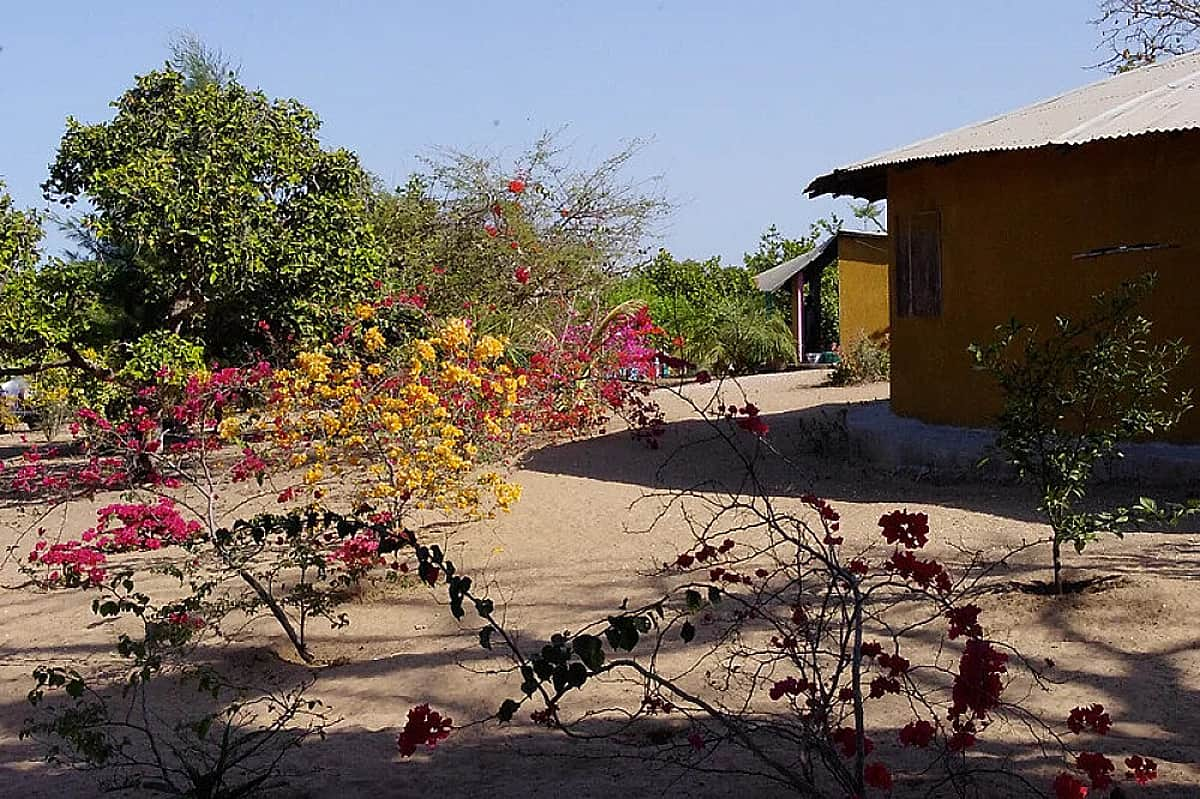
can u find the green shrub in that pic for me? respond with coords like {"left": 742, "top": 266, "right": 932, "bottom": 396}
{"left": 830, "top": 334, "right": 889, "bottom": 385}
{"left": 685, "top": 294, "right": 795, "bottom": 375}
{"left": 970, "top": 274, "right": 1194, "bottom": 593}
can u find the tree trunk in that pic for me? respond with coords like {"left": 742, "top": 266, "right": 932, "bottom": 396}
{"left": 1052, "top": 537, "right": 1063, "bottom": 596}
{"left": 238, "top": 570, "right": 313, "bottom": 663}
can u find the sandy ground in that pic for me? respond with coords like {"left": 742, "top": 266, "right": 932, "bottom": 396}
{"left": 1, "top": 371, "right": 1198, "bottom": 797}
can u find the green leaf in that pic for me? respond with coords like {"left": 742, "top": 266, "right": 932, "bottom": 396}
{"left": 497, "top": 699, "right": 520, "bottom": 723}
{"left": 573, "top": 634, "right": 605, "bottom": 671}
{"left": 193, "top": 716, "right": 213, "bottom": 740}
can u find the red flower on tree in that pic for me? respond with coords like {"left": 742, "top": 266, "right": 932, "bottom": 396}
{"left": 396, "top": 704, "right": 452, "bottom": 757}
{"left": 1053, "top": 772, "right": 1089, "bottom": 799}
{"left": 887, "top": 550, "right": 952, "bottom": 594}
{"left": 514, "top": 265, "right": 531, "bottom": 284}
{"left": 1125, "top": 755, "right": 1158, "bottom": 785}
{"left": 1075, "top": 752, "right": 1115, "bottom": 791}
{"left": 949, "top": 639, "right": 1008, "bottom": 723}
{"left": 507, "top": 177, "right": 526, "bottom": 194}
{"left": 1066, "top": 704, "right": 1112, "bottom": 736}
{"left": 864, "top": 762, "right": 893, "bottom": 791}
{"left": 898, "top": 720, "right": 936, "bottom": 748}
{"left": 831, "top": 726, "right": 873, "bottom": 758}
{"left": 878, "top": 509, "right": 929, "bottom": 549}
{"left": 946, "top": 604, "right": 983, "bottom": 640}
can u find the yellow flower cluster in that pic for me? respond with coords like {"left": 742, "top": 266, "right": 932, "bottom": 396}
{"left": 262, "top": 318, "right": 527, "bottom": 523}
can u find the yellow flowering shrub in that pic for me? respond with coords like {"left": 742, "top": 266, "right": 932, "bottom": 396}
{"left": 261, "top": 314, "right": 527, "bottom": 523}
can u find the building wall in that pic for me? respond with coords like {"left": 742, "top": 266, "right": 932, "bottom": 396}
{"left": 837, "top": 235, "right": 890, "bottom": 345}
{"left": 886, "top": 130, "right": 1200, "bottom": 441}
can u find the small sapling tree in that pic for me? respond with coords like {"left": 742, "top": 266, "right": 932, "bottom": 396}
{"left": 970, "top": 274, "right": 1194, "bottom": 594}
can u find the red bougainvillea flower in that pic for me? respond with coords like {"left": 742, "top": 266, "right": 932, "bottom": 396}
{"left": 508, "top": 240, "right": 519, "bottom": 250}
{"left": 860, "top": 641, "right": 883, "bottom": 659}
{"left": 396, "top": 704, "right": 452, "bottom": 757}
{"left": 946, "top": 604, "right": 984, "bottom": 640}
{"left": 864, "top": 762, "right": 893, "bottom": 791}
{"left": 695, "top": 370, "right": 711, "bottom": 384}
{"left": 1075, "top": 752, "right": 1115, "bottom": 791}
{"left": 898, "top": 719, "right": 936, "bottom": 748}
{"left": 166, "top": 611, "right": 206, "bottom": 629}
{"left": 1125, "top": 755, "right": 1158, "bottom": 785}
{"left": 1066, "top": 704, "right": 1112, "bottom": 736}
{"left": 507, "top": 177, "right": 526, "bottom": 194}
{"left": 877, "top": 652, "right": 910, "bottom": 677}
{"left": 878, "top": 509, "right": 929, "bottom": 549}
{"left": 831, "top": 726, "right": 873, "bottom": 758}
{"left": 768, "top": 676, "right": 809, "bottom": 701}
{"left": 483, "top": 222, "right": 499, "bottom": 237}
{"left": 869, "top": 676, "right": 901, "bottom": 698}
{"left": 733, "top": 403, "right": 770, "bottom": 437}
{"left": 514, "top": 265, "right": 531, "bottom": 284}
{"left": 887, "top": 550, "right": 952, "bottom": 594}
{"left": 950, "top": 638, "right": 1008, "bottom": 723}
{"left": 1053, "top": 772, "right": 1089, "bottom": 799}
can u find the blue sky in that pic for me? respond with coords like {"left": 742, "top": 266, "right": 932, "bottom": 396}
{"left": 3, "top": 1, "right": 1103, "bottom": 265}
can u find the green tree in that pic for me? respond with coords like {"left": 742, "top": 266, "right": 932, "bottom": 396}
{"left": 0, "top": 182, "right": 41, "bottom": 276}
{"left": 850, "top": 200, "right": 885, "bottom": 232}
{"left": 971, "top": 275, "right": 1193, "bottom": 593}
{"left": 0, "top": 183, "right": 116, "bottom": 378}
{"left": 742, "top": 224, "right": 816, "bottom": 275}
{"left": 743, "top": 220, "right": 841, "bottom": 351}
{"left": 370, "top": 132, "right": 670, "bottom": 345}
{"left": 629, "top": 249, "right": 753, "bottom": 344}
{"left": 42, "top": 67, "right": 383, "bottom": 359}
{"left": 168, "top": 31, "right": 240, "bottom": 89}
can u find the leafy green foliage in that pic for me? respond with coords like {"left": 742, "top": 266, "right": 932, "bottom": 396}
{"left": 745, "top": 221, "right": 842, "bottom": 351}
{"left": 0, "top": 182, "right": 41, "bottom": 276}
{"left": 831, "top": 334, "right": 890, "bottom": 385}
{"left": 370, "top": 133, "right": 669, "bottom": 346}
{"left": 117, "top": 331, "right": 206, "bottom": 385}
{"left": 742, "top": 224, "right": 817, "bottom": 276}
{"left": 849, "top": 201, "right": 885, "bottom": 233}
{"left": 24, "top": 666, "right": 329, "bottom": 799}
{"left": 817, "top": 263, "right": 840, "bottom": 349}
{"left": 608, "top": 247, "right": 798, "bottom": 373}
{"left": 619, "top": 250, "right": 754, "bottom": 340}
{"left": 42, "top": 68, "right": 383, "bottom": 359}
{"left": 970, "top": 274, "right": 1193, "bottom": 592}
{"left": 685, "top": 294, "right": 796, "bottom": 375}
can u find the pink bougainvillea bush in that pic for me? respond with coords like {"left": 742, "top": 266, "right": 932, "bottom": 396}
{"left": 7, "top": 275, "right": 668, "bottom": 792}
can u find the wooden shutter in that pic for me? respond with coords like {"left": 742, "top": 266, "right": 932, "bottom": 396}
{"left": 896, "top": 210, "right": 942, "bottom": 318}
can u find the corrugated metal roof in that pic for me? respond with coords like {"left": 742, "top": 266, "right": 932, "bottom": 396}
{"left": 806, "top": 50, "right": 1200, "bottom": 200}
{"left": 754, "top": 230, "right": 886, "bottom": 293}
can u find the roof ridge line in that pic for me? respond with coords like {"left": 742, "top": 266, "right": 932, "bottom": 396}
{"left": 1053, "top": 66, "right": 1200, "bottom": 142}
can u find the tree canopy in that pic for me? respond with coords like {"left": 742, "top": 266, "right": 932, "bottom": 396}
{"left": 42, "top": 68, "right": 383, "bottom": 359}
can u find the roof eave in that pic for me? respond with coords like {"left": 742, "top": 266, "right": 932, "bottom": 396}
{"left": 804, "top": 166, "right": 888, "bottom": 201}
